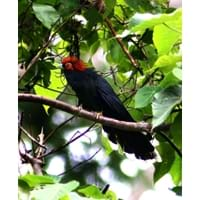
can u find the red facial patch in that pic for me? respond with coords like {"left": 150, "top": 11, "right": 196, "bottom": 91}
{"left": 62, "top": 56, "right": 87, "bottom": 71}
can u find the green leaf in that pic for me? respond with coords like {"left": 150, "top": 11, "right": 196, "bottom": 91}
{"left": 125, "top": 0, "right": 153, "bottom": 11}
{"left": 34, "top": 68, "right": 66, "bottom": 113}
{"left": 152, "top": 55, "right": 182, "bottom": 73}
{"left": 152, "top": 86, "right": 181, "bottom": 128}
{"left": 172, "top": 67, "right": 182, "bottom": 80}
{"left": 78, "top": 185, "right": 104, "bottom": 199}
{"left": 153, "top": 23, "right": 181, "bottom": 55}
{"left": 104, "top": 0, "right": 116, "bottom": 16}
{"left": 170, "top": 154, "right": 182, "bottom": 185}
{"left": 18, "top": 174, "right": 56, "bottom": 188}
{"left": 171, "top": 186, "right": 182, "bottom": 196}
{"left": 84, "top": 7, "right": 103, "bottom": 28}
{"left": 154, "top": 142, "right": 175, "bottom": 183}
{"left": 159, "top": 69, "right": 181, "bottom": 89}
{"left": 30, "top": 181, "right": 79, "bottom": 200}
{"left": 90, "top": 40, "right": 100, "bottom": 55}
{"left": 101, "top": 135, "right": 113, "bottom": 155}
{"left": 170, "top": 112, "right": 182, "bottom": 148}
{"left": 135, "top": 86, "right": 160, "bottom": 108}
{"left": 129, "top": 8, "right": 182, "bottom": 32}
{"left": 32, "top": 3, "right": 60, "bottom": 29}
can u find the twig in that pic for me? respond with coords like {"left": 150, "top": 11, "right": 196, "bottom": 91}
{"left": 58, "top": 148, "right": 101, "bottom": 176}
{"left": 105, "top": 18, "right": 143, "bottom": 75}
{"left": 39, "top": 122, "right": 96, "bottom": 158}
{"left": 19, "top": 125, "right": 47, "bottom": 149}
{"left": 44, "top": 115, "right": 76, "bottom": 143}
{"left": 20, "top": 151, "right": 43, "bottom": 175}
{"left": 18, "top": 93, "right": 152, "bottom": 132}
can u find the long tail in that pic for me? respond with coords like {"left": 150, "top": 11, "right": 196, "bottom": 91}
{"left": 103, "top": 126, "right": 156, "bottom": 160}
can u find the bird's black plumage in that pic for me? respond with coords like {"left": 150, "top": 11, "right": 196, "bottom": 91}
{"left": 62, "top": 57, "right": 155, "bottom": 160}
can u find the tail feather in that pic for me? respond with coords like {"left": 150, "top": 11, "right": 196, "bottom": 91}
{"left": 103, "top": 126, "right": 155, "bottom": 160}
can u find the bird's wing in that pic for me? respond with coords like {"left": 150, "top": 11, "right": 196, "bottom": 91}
{"left": 96, "top": 76, "right": 134, "bottom": 122}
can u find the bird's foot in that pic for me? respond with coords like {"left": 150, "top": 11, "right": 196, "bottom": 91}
{"left": 95, "top": 112, "right": 103, "bottom": 120}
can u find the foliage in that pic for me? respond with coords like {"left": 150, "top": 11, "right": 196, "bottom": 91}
{"left": 18, "top": 0, "right": 182, "bottom": 199}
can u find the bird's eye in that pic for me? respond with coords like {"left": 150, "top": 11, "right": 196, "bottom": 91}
{"left": 64, "top": 63, "right": 74, "bottom": 71}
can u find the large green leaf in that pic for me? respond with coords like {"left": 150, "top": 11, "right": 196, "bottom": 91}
{"left": 30, "top": 181, "right": 79, "bottom": 200}
{"left": 152, "top": 85, "right": 182, "bottom": 128}
{"left": 129, "top": 8, "right": 182, "bottom": 32}
{"left": 18, "top": 174, "right": 56, "bottom": 188}
{"left": 32, "top": 3, "right": 60, "bottom": 29}
{"left": 152, "top": 55, "right": 182, "bottom": 73}
{"left": 153, "top": 22, "right": 181, "bottom": 55}
{"left": 134, "top": 86, "right": 160, "bottom": 108}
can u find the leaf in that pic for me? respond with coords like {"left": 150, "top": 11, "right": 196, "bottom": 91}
{"left": 159, "top": 69, "right": 181, "bottom": 89}
{"left": 172, "top": 67, "right": 182, "bottom": 80}
{"left": 170, "top": 186, "right": 182, "bottom": 196}
{"left": 125, "top": 0, "right": 153, "bottom": 11}
{"left": 153, "top": 22, "right": 181, "bottom": 55}
{"left": 90, "top": 40, "right": 100, "bottom": 55}
{"left": 129, "top": 8, "right": 182, "bottom": 32}
{"left": 78, "top": 185, "right": 104, "bottom": 199}
{"left": 170, "top": 112, "right": 182, "bottom": 149}
{"left": 152, "top": 55, "right": 182, "bottom": 73}
{"left": 154, "top": 142, "right": 175, "bottom": 183}
{"left": 135, "top": 86, "right": 160, "bottom": 108}
{"left": 30, "top": 181, "right": 79, "bottom": 200}
{"left": 32, "top": 3, "right": 60, "bottom": 29}
{"left": 34, "top": 68, "right": 66, "bottom": 113}
{"left": 18, "top": 174, "right": 56, "bottom": 188}
{"left": 152, "top": 85, "right": 182, "bottom": 128}
{"left": 104, "top": 0, "right": 116, "bottom": 16}
{"left": 84, "top": 7, "right": 103, "bottom": 28}
{"left": 101, "top": 135, "right": 113, "bottom": 155}
{"left": 170, "top": 153, "right": 182, "bottom": 185}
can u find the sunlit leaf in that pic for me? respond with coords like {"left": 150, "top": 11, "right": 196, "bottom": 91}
{"left": 129, "top": 8, "right": 182, "bottom": 32}
{"left": 30, "top": 181, "right": 79, "bottom": 200}
{"left": 101, "top": 135, "right": 113, "bottom": 155}
{"left": 78, "top": 185, "right": 104, "bottom": 198}
{"left": 152, "top": 55, "right": 182, "bottom": 73}
{"left": 18, "top": 174, "right": 56, "bottom": 188}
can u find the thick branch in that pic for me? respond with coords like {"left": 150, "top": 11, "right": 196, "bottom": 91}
{"left": 18, "top": 93, "right": 152, "bottom": 132}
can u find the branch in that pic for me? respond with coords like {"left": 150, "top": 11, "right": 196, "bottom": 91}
{"left": 40, "top": 122, "right": 96, "bottom": 158}
{"left": 105, "top": 18, "right": 143, "bottom": 75}
{"left": 18, "top": 93, "right": 152, "bottom": 133}
{"left": 58, "top": 148, "right": 101, "bottom": 176}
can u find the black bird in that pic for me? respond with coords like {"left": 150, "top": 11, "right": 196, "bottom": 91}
{"left": 62, "top": 56, "right": 155, "bottom": 160}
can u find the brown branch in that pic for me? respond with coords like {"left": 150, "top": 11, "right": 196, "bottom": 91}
{"left": 104, "top": 18, "right": 143, "bottom": 75}
{"left": 18, "top": 93, "right": 152, "bottom": 133}
{"left": 19, "top": 125, "right": 47, "bottom": 149}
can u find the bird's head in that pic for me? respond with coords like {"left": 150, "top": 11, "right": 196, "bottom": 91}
{"left": 62, "top": 56, "right": 87, "bottom": 71}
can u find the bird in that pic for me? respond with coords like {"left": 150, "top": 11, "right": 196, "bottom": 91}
{"left": 61, "top": 56, "right": 155, "bottom": 160}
